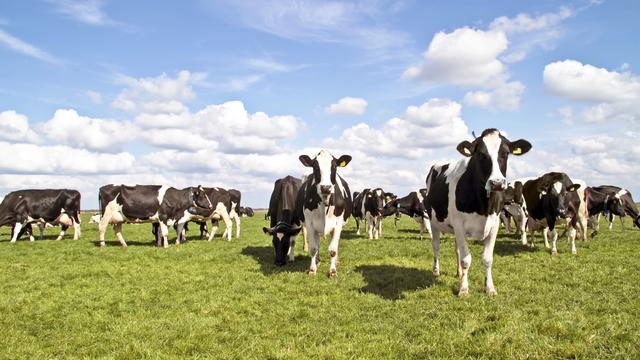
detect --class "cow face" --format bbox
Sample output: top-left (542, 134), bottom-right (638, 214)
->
top-left (457, 129), bottom-right (532, 192)
top-left (608, 196), bottom-right (626, 217)
top-left (192, 185), bottom-right (213, 210)
top-left (263, 224), bottom-right (302, 266)
top-left (299, 150), bottom-right (352, 205)
top-left (542, 181), bottom-right (580, 219)
top-left (366, 188), bottom-right (386, 216)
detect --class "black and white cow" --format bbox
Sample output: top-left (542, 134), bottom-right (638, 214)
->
top-left (0, 189), bottom-right (81, 242)
top-left (381, 189), bottom-right (431, 240)
top-left (521, 172), bottom-right (580, 254)
top-left (221, 189), bottom-right (242, 239)
top-left (295, 150), bottom-right (352, 277)
top-left (500, 178), bottom-right (532, 245)
top-left (196, 187), bottom-right (234, 241)
top-left (588, 185), bottom-right (640, 231)
top-left (584, 186), bottom-right (627, 235)
top-left (425, 129), bottom-right (531, 296)
top-left (239, 206), bottom-right (254, 217)
top-left (263, 176), bottom-right (304, 266)
top-left (98, 185), bottom-right (213, 247)
top-left (352, 188), bottom-right (393, 239)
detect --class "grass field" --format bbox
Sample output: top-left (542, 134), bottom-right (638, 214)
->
top-left (1, 212), bottom-right (639, 359)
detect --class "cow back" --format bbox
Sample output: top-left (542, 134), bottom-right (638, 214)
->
top-left (120, 185), bottom-right (163, 220)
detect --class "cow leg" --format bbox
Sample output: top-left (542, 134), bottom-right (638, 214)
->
top-left (377, 216), bottom-right (382, 238)
top-left (175, 223), bottom-right (185, 245)
top-left (199, 222), bottom-right (208, 239)
top-left (417, 217), bottom-right (425, 240)
top-left (483, 228), bottom-right (499, 296)
top-left (608, 214), bottom-right (614, 230)
top-left (73, 219), bottom-right (81, 240)
top-left (366, 215), bottom-right (373, 240)
top-left (220, 211), bottom-right (233, 241)
top-left (516, 208), bottom-right (527, 246)
top-left (431, 229), bottom-right (441, 276)
top-left (230, 211), bottom-right (241, 238)
top-left (302, 225), bottom-right (309, 252)
top-left (288, 235), bottom-right (296, 263)
top-left (543, 227), bottom-right (550, 249)
top-left (355, 218), bottom-right (360, 235)
top-left (500, 211), bottom-right (511, 233)
top-left (620, 215), bottom-right (625, 230)
top-left (207, 220), bottom-right (219, 241)
top-left (454, 232), bottom-right (472, 296)
top-left (111, 223), bottom-right (125, 247)
top-left (550, 228), bottom-right (559, 255)
top-left (373, 216), bottom-right (380, 240)
top-left (11, 223), bottom-right (23, 243)
top-left (56, 225), bottom-right (68, 241)
top-left (98, 201), bottom-right (120, 247)
top-left (328, 221), bottom-right (344, 278)
top-left (308, 230), bottom-right (320, 275)
top-left (159, 222), bottom-right (169, 248)
top-left (37, 223), bottom-right (45, 241)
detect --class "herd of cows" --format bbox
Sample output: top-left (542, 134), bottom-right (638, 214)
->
top-left (1, 128), bottom-right (638, 296)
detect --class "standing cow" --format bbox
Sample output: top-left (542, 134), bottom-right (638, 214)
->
top-left (521, 172), bottom-right (580, 254)
top-left (295, 150), bottom-right (352, 277)
top-left (263, 176), bottom-right (304, 266)
top-left (589, 185), bottom-right (640, 231)
top-left (0, 189), bottom-right (81, 242)
top-left (381, 189), bottom-right (431, 240)
top-left (221, 189), bottom-right (242, 239)
top-left (352, 188), bottom-right (392, 239)
top-left (98, 185), bottom-right (213, 247)
top-left (425, 128), bottom-right (531, 296)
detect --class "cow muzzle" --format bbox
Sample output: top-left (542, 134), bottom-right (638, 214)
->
top-left (320, 185), bottom-right (332, 195)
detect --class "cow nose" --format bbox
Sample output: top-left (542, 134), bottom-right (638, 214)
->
top-left (320, 185), bottom-right (332, 195)
top-left (558, 208), bottom-right (566, 217)
top-left (489, 178), bottom-right (507, 191)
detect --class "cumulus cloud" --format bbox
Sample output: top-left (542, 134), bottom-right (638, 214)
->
top-left (0, 111), bottom-right (40, 143)
top-left (464, 81), bottom-right (525, 111)
top-left (326, 97), bottom-right (368, 116)
top-left (325, 98), bottom-right (469, 159)
top-left (40, 109), bottom-right (136, 152)
top-left (544, 60), bottom-right (640, 123)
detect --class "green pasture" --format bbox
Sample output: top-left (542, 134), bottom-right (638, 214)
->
top-left (1, 212), bottom-right (639, 359)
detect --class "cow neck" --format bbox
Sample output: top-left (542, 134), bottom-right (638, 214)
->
top-left (456, 156), bottom-right (493, 215)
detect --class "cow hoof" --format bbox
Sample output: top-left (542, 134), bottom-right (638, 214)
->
top-left (328, 269), bottom-right (337, 278)
top-left (551, 250), bottom-right (558, 256)
top-left (99, 242), bottom-right (105, 247)
top-left (288, 258), bottom-right (295, 263)
top-left (432, 268), bottom-right (440, 277)
top-left (458, 287), bottom-right (469, 297)
top-left (486, 287), bottom-right (497, 296)
top-left (308, 269), bottom-right (317, 276)
top-left (571, 250), bottom-right (577, 255)
top-left (55, 237), bottom-right (62, 241)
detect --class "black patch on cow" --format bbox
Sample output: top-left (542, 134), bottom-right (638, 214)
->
top-left (425, 164), bottom-right (450, 222)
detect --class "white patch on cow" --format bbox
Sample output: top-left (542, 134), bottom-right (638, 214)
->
top-left (276, 232), bottom-right (284, 240)
top-left (615, 189), bottom-right (628, 199)
top-left (483, 130), bottom-right (506, 191)
top-left (89, 214), bottom-right (101, 224)
top-left (553, 182), bottom-right (562, 195)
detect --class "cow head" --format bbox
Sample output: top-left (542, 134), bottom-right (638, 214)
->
top-left (192, 185), bottom-right (213, 210)
top-left (611, 190), bottom-right (628, 217)
top-left (365, 188), bottom-right (386, 216)
top-left (299, 150), bottom-right (352, 206)
top-left (263, 222), bottom-right (302, 266)
top-left (539, 177), bottom-right (580, 219)
top-left (382, 198), bottom-right (400, 217)
top-left (457, 129), bottom-right (532, 193)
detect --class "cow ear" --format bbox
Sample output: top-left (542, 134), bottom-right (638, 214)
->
top-left (289, 227), bottom-right (303, 236)
top-left (299, 155), bottom-right (314, 167)
top-left (262, 227), bottom-right (274, 236)
top-left (567, 183), bottom-right (581, 192)
top-left (456, 141), bottom-right (474, 157)
top-left (336, 155), bottom-right (352, 167)
top-left (509, 139), bottom-right (532, 156)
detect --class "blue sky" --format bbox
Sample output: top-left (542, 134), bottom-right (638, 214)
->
top-left (0, 0), bottom-right (639, 208)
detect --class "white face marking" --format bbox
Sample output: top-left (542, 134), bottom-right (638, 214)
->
top-left (276, 232), bottom-right (284, 240)
top-left (553, 182), bottom-right (562, 194)
top-left (483, 131), bottom-right (505, 191)
top-left (316, 149), bottom-right (334, 190)
top-left (375, 189), bottom-right (382, 197)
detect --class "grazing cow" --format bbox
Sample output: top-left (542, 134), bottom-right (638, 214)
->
top-left (0, 189), bottom-right (81, 242)
top-left (589, 185), bottom-right (640, 231)
top-left (239, 206), bottom-right (254, 217)
top-left (381, 189), bottom-right (431, 240)
top-left (425, 129), bottom-right (531, 296)
top-left (295, 150), bottom-right (352, 277)
top-left (98, 185), bottom-right (213, 247)
top-left (352, 188), bottom-right (393, 239)
top-left (521, 172), bottom-right (580, 254)
top-left (499, 178), bottom-right (532, 245)
top-left (263, 176), bottom-right (303, 266)
top-left (584, 187), bottom-right (627, 236)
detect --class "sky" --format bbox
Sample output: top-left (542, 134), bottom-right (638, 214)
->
top-left (0, 0), bottom-right (639, 209)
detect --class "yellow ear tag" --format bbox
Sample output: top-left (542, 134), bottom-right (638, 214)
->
top-left (463, 148), bottom-right (471, 155)
top-left (339, 161), bottom-right (347, 167)
top-left (512, 148), bottom-right (522, 155)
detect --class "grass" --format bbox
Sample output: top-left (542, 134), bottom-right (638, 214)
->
top-left (1, 212), bottom-right (639, 359)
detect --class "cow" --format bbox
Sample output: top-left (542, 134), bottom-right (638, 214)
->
top-left (0, 189), bottom-right (81, 242)
top-left (588, 185), bottom-right (640, 231)
top-left (499, 178), bottom-right (532, 245)
top-left (584, 187), bottom-right (627, 236)
top-left (98, 185), bottom-right (213, 247)
top-left (352, 188), bottom-right (393, 239)
top-left (520, 172), bottom-right (581, 254)
top-left (295, 150), bottom-right (352, 277)
top-left (195, 187), bottom-right (234, 242)
top-left (425, 128), bottom-right (531, 296)
top-left (221, 189), bottom-right (242, 239)
top-left (263, 176), bottom-right (304, 266)
top-left (239, 206), bottom-right (254, 217)
top-left (381, 189), bottom-right (431, 240)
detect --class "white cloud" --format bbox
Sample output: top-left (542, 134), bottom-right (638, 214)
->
top-left (489, 7), bottom-right (572, 34)
top-left (464, 81), bottom-right (525, 110)
top-left (544, 60), bottom-right (640, 123)
top-left (47, 0), bottom-right (122, 26)
top-left (0, 111), bottom-right (40, 143)
top-left (325, 98), bottom-right (469, 159)
top-left (326, 97), bottom-right (368, 116)
top-left (0, 141), bottom-right (134, 175)
top-left (0, 29), bottom-right (60, 63)
top-left (569, 136), bottom-right (612, 154)
top-left (40, 109), bottom-right (136, 152)
top-left (141, 129), bottom-right (219, 152)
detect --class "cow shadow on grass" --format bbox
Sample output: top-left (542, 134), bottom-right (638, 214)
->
top-left (355, 265), bottom-right (436, 300)
top-left (492, 240), bottom-right (539, 256)
top-left (91, 240), bottom-right (157, 247)
top-left (241, 246), bottom-right (312, 275)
